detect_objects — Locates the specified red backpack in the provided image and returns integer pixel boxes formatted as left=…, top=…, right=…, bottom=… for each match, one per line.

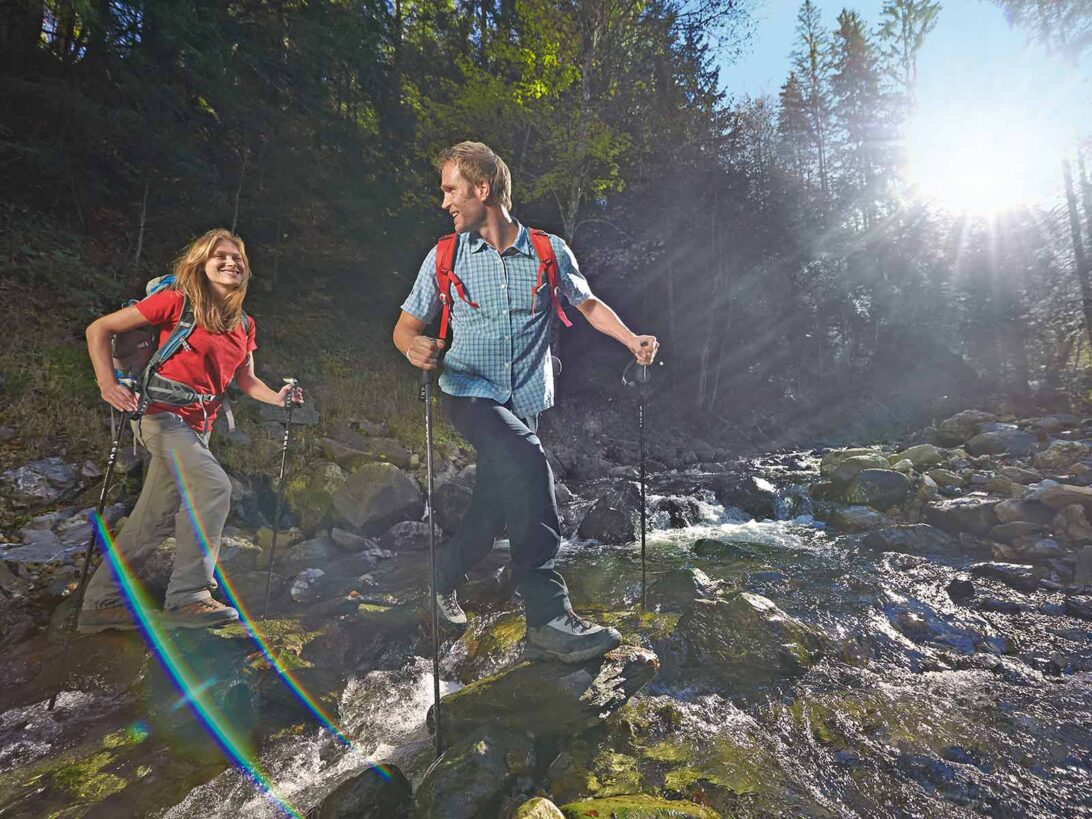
left=433, top=229, right=574, bottom=339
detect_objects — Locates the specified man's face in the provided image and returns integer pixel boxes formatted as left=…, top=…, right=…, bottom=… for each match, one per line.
left=440, top=162, right=487, bottom=234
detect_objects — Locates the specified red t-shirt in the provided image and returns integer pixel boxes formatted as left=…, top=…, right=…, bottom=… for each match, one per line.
left=135, top=289, right=257, bottom=431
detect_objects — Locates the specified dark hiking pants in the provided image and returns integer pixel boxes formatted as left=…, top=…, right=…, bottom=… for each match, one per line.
left=436, top=396, right=570, bottom=626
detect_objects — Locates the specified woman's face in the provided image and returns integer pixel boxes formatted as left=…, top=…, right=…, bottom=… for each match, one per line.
left=203, top=239, right=246, bottom=295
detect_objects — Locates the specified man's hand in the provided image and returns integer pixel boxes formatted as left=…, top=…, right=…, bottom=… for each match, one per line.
left=628, top=335, right=659, bottom=366
left=100, top=380, right=138, bottom=413
left=406, top=336, right=447, bottom=370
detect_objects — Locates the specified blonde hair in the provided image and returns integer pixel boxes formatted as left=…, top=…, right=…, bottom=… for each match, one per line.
left=435, top=141, right=512, bottom=210
left=170, top=228, right=250, bottom=333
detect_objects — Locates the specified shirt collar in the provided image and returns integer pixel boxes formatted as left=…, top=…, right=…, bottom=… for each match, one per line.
left=467, top=221, right=534, bottom=256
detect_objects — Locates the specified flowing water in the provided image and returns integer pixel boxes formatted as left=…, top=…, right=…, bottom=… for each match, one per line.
left=2, top=456, right=1091, bottom=817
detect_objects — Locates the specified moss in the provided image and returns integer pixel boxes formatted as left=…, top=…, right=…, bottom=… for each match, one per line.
left=600, top=608, right=681, bottom=645
left=212, top=618, right=323, bottom=671
left=51, top=752, right=128, bottom=801
left=560, top=794, right=721, bottom=818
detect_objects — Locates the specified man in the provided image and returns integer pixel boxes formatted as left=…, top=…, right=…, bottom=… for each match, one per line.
left=393, top=141, right=658, bottom=663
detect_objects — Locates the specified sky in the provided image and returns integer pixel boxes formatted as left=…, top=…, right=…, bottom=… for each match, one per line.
left=714, top=0, right=1092, bottom=208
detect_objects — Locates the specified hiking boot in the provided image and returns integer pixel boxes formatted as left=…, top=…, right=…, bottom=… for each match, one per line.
left=435, top=590, right=468, bottom=628
left=77, top=604, right=139, bottom=634
left=161, top=599, right=239, bottom=630
left=525, top=610, right=622, bottom=663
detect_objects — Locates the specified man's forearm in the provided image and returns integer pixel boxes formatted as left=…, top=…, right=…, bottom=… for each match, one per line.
left=577, top=298, right=637, bottom=347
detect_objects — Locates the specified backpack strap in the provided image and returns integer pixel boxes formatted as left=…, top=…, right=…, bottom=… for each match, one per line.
left=528, top=229, right=573, bottom=328
left=134, top=295, right=199, bottom=420
left=434, top=233, right=478, bottom=340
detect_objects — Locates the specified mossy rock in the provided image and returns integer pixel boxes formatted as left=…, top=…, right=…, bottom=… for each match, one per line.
left=285, top=460, right=347, bottom=532
left=599, top=608, right=682, bottom=645
left=450, top=609, right=527, bottom=684
left=514, top=797, right=566, bottom=818
left=560, top=794, right=720, bottom=818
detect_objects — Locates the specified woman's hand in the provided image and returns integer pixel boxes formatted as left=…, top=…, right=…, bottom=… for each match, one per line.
left=275, top=383, right=304, bottom=408
left=100, top=380, right=139, bottom=413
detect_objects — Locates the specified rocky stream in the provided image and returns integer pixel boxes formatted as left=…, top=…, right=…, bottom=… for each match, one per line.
left=1, top=408, right=1091, bottom=817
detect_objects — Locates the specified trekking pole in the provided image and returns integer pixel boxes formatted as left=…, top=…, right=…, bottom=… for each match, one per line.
left=261, top=378, right=299, bottom=619
left=49, top=407, right=132, bottom=711
left=623, top=351, right=652, bottom=609
left=420, top=368, right=443, bottom=759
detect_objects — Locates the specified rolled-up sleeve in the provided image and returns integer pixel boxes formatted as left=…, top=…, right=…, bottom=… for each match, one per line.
left=400, top=246, right=442, bottom=323
left=551, top=237, right=594, bottom=307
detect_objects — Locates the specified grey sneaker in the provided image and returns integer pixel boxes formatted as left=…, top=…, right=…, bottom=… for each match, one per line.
left=77, top=604, right=139, bottom=634
left=526, top=610, right=622, bottom=663
left=435, top=590, right=468, bottom=627
left=161, top=599, right=239, bottom=630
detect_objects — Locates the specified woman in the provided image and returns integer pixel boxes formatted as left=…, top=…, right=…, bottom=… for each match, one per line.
left=79, top=228, right=300, bottom=632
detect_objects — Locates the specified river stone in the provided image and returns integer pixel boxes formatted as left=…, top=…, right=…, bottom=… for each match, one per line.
left=0, top=457, right=79, bottom=508
left=380, top=520, right=430, bottom=551
left=710, top=473, right=777, bottom=519
left=676, top=594, right=823, bottom=689
left=412, top=727, right=531, bottom=819
left=990, top=521, right=1044, bottom=543
left=332, top=463, right=423, bottom=533
left=1066, top=596, right=1092, bottom=620
left=330, top=527, right=376, bottom=552
left=514, top=797, right=565, bottom=818
left=434, top=480, right=473, bottom=533
left=656, top=496, right=703, bottom=528
left=1053, top=505, right=1092, bottom=544
left=862, top=524, right=958, bottom=555
left=1034, top=440, right=1089, bottom=471
left=923, top=495, right=999, bottom=536
left=846, top=469, right=910, bottom=509
left=994, top=497, right=1054, bottom=525
left=966, top=430, right=1034, bottom=458
left=937, top=410, right=996, bottom=446
left=559, top=795, right=719, bottom=819
left=1076, top=547, right=1092, bottom=586
left=1037, top=482, right=1092, bottom=512
left=1000, top=466, right=1043, bottom=484
left=819, top=448, right=876, bottom=478
left=284, top=461, right=347, bottom=532
left=315, top=763, right=412, bottom=818
left=970, top=562, right=1038, bottom=593
left=928, top=468, right=964, bottom=488
left=692, top=538, right=760, bottom=559
left=290, top=568, right=326, bottom=602
left=282, top=535, right=337, bottom=568
left=832, top=454, right=893, bottom=486
left=577, top=482, right=640, bottom=544
left=891, top=458, right=915, bottom=474
left=824, top=504, right=889, bottom=532
left=429, top=646, right=659, bottom=741
left=891, top=444, right=945, bottom=468
left=647, top=567, right=722, bottom=610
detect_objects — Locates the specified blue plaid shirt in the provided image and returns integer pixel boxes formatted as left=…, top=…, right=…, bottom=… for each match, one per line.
left=401, top=223, right=594, bottom=417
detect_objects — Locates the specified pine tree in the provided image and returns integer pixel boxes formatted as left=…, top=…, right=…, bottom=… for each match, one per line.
left=877, top=0, right=941, bottom=109
left=778, top=71, right=812, bottom=187
left=791, top=0, right=833, bottom=201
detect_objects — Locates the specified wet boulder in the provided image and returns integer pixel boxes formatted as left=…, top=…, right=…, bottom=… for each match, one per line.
left=285, top=461, right=347, bottom=532
left=315, top=764, right=412, bottom=818
left=654, top=496, right=703, bottom=528
left=647, top=567, right=723, bottom=611
left=923, top=495, right=999, bottom=537
left=578, top=482, right=640, bottom=544
left=332, top=463, right=423, bottom=534
left=380, top=520, right=430, bottom=551
left=675, top=594, right=824, bottom=690
left=862, top=524, right=958, bottom=555
left=845, top=469, right=910, bottom=510
left=692, top=538, right=761, bottom=560
left=965, top=429, right=1034, bottom=458
left=429, top=646, right=659, bottom=741
left=710, top=473, right=777, bottom=519
left=937, top=410, right=996, bottom=446
left=412, top=727, right=532, bottom=819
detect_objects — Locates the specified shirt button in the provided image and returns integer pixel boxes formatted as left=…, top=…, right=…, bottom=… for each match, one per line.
left=504, top=362, right=510, bottom=368
left=500, top=282, right=507, bottom=288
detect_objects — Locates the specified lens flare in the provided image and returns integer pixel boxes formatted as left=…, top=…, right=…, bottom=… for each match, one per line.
left=92, top=513, right=304, bottom=818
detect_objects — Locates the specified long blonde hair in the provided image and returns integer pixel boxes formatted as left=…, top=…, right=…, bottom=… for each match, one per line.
left=170, top=228, right=251, bottom=333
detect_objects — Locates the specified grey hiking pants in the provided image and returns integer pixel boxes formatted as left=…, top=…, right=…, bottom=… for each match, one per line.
left=82, top=412, right=232, bottom=611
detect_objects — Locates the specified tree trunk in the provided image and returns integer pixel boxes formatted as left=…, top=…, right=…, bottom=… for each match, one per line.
left=1063, top=159, right=1092, bottom=347
left=134, top=176, right=150, bottom=269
